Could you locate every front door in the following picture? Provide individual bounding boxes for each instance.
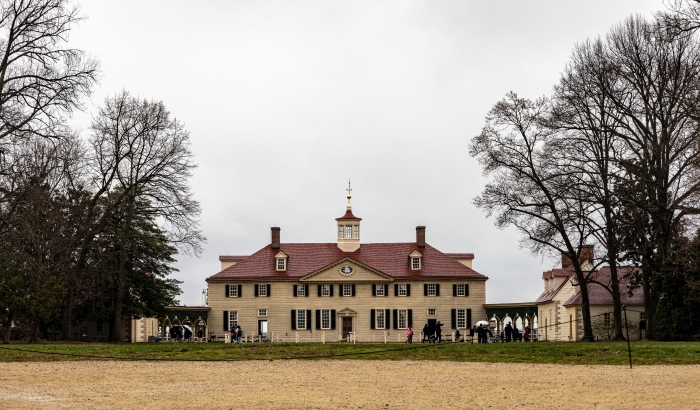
[342,317,352,339]
[258,320,268,340]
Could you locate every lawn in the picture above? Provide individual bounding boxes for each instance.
[0,340,698,365]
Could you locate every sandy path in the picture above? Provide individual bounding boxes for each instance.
[0,360,697,409]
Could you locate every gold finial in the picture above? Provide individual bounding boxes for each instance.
[346,179,352,205]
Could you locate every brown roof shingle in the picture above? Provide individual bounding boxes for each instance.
[207,242,487,282]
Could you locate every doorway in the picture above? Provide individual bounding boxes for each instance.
[342,317,352,339]
[258,320,268,341]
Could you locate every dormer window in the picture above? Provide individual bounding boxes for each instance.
[275,251,288,271]
[409,251,422,270]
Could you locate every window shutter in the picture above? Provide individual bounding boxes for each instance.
[318,285,322,297]
[408,309,413,327]
[384,284,389,296]
[436,284,440,296]
[304,284,309,297]
[266,284,271,297]
[393,310,398,329]
[237,284,242,297]
[339,286,344,297]
[316,310,321,330]
[453,284,457,296]
[451,309,456,329]
[331,310,336,329]
[386,309,391,329]
[306,310,312,330]
[329,285,334,297]
[394,284,399,296]
[352,284,356,296]
[254,284,259,297]
[406,284,411,296]
[293,285,298,297]
[467,309,472,329]
[372,284,376,296]
[225,284,230,297]
[223,311,229,331]
[424,284,428,296]
[466,284,469,297]
[371,309,376,329]
[291,310,296,330]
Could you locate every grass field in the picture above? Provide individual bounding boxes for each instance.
[1,340,699,365]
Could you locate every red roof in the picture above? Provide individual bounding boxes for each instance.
[564,267,643,306]
[219,255,247,262]
[335,209,361,220]
[207,242,487,282]
[445,253,475,260]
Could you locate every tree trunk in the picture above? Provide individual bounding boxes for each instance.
[29,319,40,343]
[2,311,12,344]
[609,262,625,340]
[110,195,135,343]
[61,291,73,341]
[575,267,594,342]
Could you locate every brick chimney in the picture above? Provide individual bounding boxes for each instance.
[416,226,426,248]
[561,244,594,268]
[271,227,280,249]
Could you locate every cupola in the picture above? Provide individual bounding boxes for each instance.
[336,180,361,252]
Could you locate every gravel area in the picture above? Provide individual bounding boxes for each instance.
[1,360,697,409]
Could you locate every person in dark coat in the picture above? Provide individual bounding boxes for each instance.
[505,322,512,342]
[422,324,430,343]
[435,321,443,343]
[477,324,486,343]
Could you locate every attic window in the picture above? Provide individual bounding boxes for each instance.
[409,251,422,270]
[411,257,421,270]
[275,251,288,271]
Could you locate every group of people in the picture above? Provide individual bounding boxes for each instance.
[229,324,243,344]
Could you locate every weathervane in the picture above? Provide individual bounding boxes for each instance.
[346,179,352,206]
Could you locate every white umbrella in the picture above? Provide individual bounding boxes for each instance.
[182,325,192,332]
[475,320,489,327]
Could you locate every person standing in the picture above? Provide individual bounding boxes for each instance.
[422,324,430,343]
[505,322,512,342]
[477,324,486,343]
[235,325,243,344]
[435,321,443,343]
[406,326,413,344]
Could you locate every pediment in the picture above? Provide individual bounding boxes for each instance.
[338,307,358,315]
[300,257,394,282]
[409,250,422,258]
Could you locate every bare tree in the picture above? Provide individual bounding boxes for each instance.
[87,91,204,342]
[469,92,596,341]
[0,0,99,142]
[550,37,630,340]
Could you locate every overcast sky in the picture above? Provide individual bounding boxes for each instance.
[68,0,663,307]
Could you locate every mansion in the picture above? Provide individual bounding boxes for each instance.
[205,194,488,342]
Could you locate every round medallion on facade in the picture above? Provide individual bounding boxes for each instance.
[339,265,354,276]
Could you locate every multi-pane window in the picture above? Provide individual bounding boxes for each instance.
[427,308,436,316]
[376,310,385,329]
[321,284,330,297]
[457,309,466,328]
[297,285,306,297]
[258,284,267,297]
[456,284,466,296]
[375,285,384,296]
[297,310,306,330]
[258,310,267,317]
[398,284,407,296]
[427,284,437,296]
[321,310,331,329]
[338,226,344,239]
[604,313,610,328]
[229,285,238,297]
[229,311,238,329]
[398,309,408,329]
[353,225,359,238]
[345,226,352,238]
[276,258,286,270]
[411,257,421,270]
[343,284,352,296]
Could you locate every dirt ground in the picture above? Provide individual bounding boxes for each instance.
[0,360,697,409]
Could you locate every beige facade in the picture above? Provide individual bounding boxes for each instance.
[207,279,486,342]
